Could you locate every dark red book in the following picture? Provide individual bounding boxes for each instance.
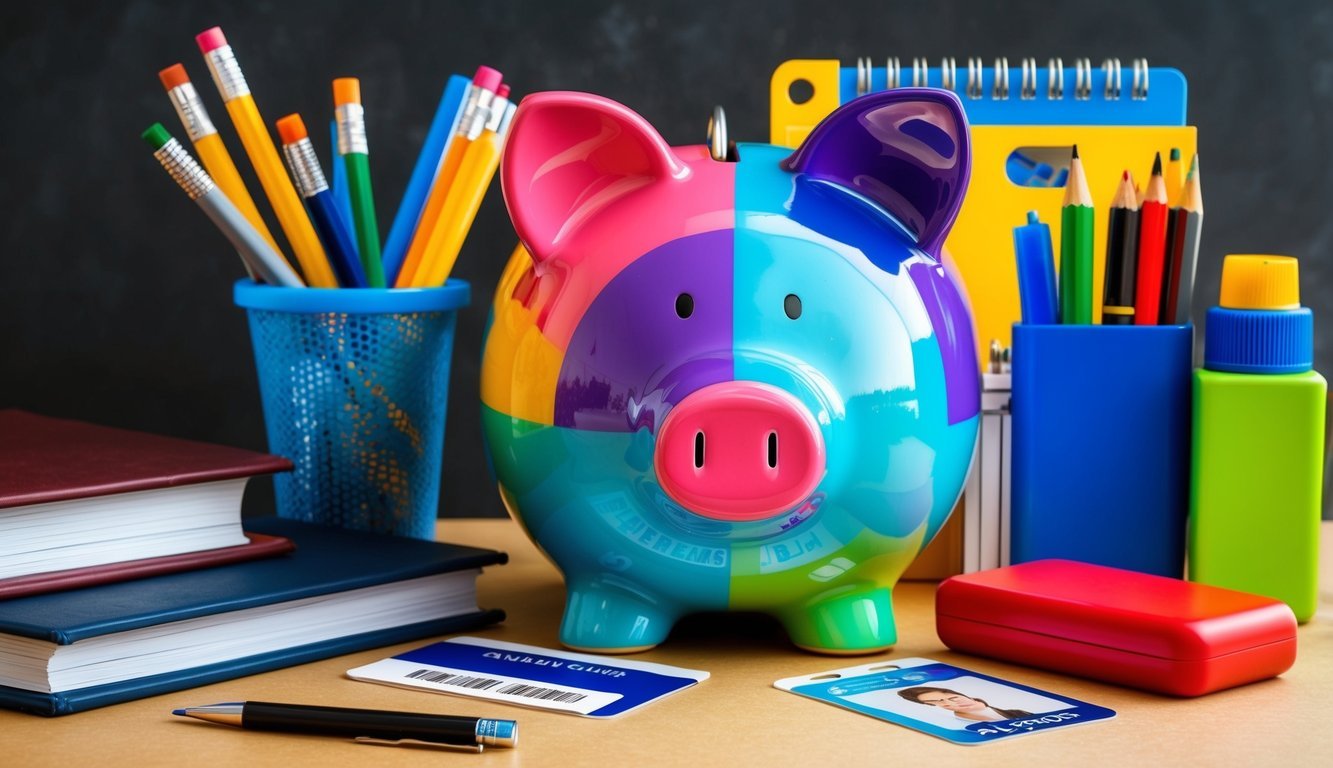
[0,409,292,508]
[0,532,294,599]
[0,410,293,583]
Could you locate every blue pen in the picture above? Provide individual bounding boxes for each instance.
[1013,211,1059,325]
[381,74,471,285]
[277,114,368,288]
[329,119,356,241]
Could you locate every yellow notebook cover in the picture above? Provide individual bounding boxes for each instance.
[771,59,1195,364]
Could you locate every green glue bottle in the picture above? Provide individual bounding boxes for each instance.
[1189,255,1326,622]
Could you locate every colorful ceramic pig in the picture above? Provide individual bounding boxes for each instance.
[481,88,979,654]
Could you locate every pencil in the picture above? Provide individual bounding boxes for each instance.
[196,26,337,288]
[142,123,303,287]
[1133,153,1169,325]
[410,99,516,288]
[329,119,355,242]
[381,74,471,285]
[395,67,503,288]
[334,78,385,287]
[276,114,368,288]
[1165,147,1184,207]
[1101,171,1139,325]
[1162,155,1203,325]
[1059,145,1095,324]
[158,63,281,263]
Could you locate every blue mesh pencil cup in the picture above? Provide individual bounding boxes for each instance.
[235,279,470,539]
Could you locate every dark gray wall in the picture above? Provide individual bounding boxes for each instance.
[2,0,1329,519]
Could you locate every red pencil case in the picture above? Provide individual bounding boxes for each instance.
[935,559,1298,697]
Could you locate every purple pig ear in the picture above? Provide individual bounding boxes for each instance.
[781,88,971,257]
[501,91,688,264]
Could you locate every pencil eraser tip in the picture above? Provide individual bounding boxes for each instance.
[473,65,503,91]
[497,84,511,99]
[171,709,187,717]
[276,114,308,144]
[158,63,190,91]
[196,27,228,53]
[332,77,361,106]
[141,123,172,150]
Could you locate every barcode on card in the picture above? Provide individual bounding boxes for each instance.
[494,683,586,703]
[403,669,586,703]
[404,668,504,690]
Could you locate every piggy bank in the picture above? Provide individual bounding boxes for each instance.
[481,89,980,654]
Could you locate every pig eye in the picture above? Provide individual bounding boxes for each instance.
[784,294,802,320]
[676,293,694,319]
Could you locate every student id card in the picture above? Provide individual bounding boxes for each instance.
[347,637,708,718]
[775,658,1115,745]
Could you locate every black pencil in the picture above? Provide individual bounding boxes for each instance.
[1101,170,1139,325]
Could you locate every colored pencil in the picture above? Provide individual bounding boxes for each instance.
[196,27,337,288]
[1161,155,1204,325]
[329,119,355,241]
[410,98,515,288]
[1133,153,1170,325]
[1165,147,1184,207]
[395,67,503,287]
[381,74,471,285]
[158,63,281,263]
[1101,171,1139,325]
[143,123,304,287]
[276,114,368,288]
[333,78,385,287]
[1059,145,1095,324]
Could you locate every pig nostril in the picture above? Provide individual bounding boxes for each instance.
[767,431,778,468]
[694,431,705,469]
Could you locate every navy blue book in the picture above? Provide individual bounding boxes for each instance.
[0,517,506,716]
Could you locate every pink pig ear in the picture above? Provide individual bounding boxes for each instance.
[781,89,971,257]
[501,92,687,263]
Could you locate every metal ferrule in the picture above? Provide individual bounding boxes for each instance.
[460,88,497,141]
[483,96,510,133]
[205,45,250,101]
[497,102,517,137]
[167,83,218,141]
[475,718,518,748]
[335,103,369,155]
[281,138,328,198]
[154,138,216,200]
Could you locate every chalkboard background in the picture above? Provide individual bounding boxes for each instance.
[3,0,1330,519]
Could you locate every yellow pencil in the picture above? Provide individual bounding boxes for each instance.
[158,63,282,261]
[395,68,504,288]
[411,101,515,288]
[196,27,336,288]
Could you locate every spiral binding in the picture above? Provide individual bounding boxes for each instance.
[855,57,1151,100]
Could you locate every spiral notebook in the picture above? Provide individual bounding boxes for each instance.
[771,58,1196,364]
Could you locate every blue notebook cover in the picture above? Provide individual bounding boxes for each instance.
[0,517,507,716]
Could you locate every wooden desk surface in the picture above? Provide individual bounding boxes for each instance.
[4,520,1331,767]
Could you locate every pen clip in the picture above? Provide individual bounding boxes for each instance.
[353,736,483,753]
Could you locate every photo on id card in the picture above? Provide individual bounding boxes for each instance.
[775,657,1115,745]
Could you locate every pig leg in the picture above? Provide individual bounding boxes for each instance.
[778,586,897,654]
[559,577,680,653]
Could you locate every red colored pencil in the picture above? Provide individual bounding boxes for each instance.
[1133,153,1169,325]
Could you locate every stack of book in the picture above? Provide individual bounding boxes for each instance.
[0,411,506,716]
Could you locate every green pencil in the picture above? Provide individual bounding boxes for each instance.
[334,78,386,287]
[1060,145,1095,324]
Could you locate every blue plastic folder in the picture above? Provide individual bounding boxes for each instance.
[0,517,505,716]
[1009,324,1192,576]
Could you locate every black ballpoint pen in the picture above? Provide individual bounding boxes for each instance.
[172,701,517,752]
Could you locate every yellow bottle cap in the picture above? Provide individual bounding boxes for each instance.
[1218,255,1301,310]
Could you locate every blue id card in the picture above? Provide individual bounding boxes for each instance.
[347,637,708,718]
[775,658,1115,745]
